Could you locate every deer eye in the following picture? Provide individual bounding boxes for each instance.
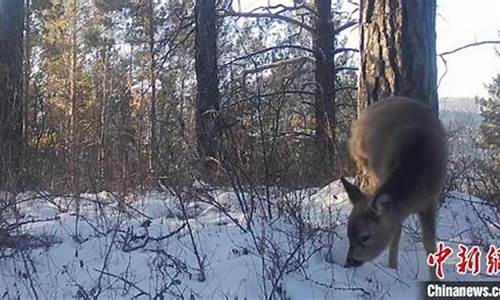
[367,209,380,220]
[361,236,370,244]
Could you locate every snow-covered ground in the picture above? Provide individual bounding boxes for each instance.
[0,97,497,299]
[0,181,498,299]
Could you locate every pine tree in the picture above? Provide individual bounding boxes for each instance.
[478,71,500,171]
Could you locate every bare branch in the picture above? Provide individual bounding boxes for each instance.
[240,57,314,92]
[334,66,358,73]
[334,20,358,35]
[437,40,499,88]
[333,47,359,55]
[230,90,316,106]
[223,11,315,33]
[245,3,317,17]
[439,40,500,56]
[242,57,314,75]
[221,45,314,67]
[437,55,448,89]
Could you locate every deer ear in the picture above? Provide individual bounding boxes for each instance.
[340,177,365,205]
[370,193,392,217]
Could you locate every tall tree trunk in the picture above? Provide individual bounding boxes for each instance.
[69,0,78,188]
[314,0,336,180]
[23,0,31,143]
[120,62,134,191]
[99,48,111,186]
[147,0,157,173]
[358,0,438,114]
[0,0,24,190]
[195,0,220,177]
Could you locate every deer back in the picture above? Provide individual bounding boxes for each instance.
[349,97,447,212]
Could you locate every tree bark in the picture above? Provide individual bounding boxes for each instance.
[358,0,438,114]
[314,0,336,178]
[0,0,24,190]
[195,0,220,176]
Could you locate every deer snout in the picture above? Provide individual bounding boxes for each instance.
[345,257,364,268]
[345,247,364,268]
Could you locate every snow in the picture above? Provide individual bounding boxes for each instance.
[0,183,498,299]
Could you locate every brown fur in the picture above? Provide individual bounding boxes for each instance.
[341,97,447,280]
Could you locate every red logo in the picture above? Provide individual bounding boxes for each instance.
[427,242,453,279]
[427,242,500,279]
[486,245,500,276]
[456,244,481,275]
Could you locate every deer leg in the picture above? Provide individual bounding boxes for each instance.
[388,224,402,269]
[419,206,438,280]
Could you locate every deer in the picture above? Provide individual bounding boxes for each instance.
[340,96,447,280]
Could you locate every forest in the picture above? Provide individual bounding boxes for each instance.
[0,0,499,299]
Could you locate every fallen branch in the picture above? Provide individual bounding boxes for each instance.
[0,229,60,251]
[121,223,187,253]
[92,268,149,298]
